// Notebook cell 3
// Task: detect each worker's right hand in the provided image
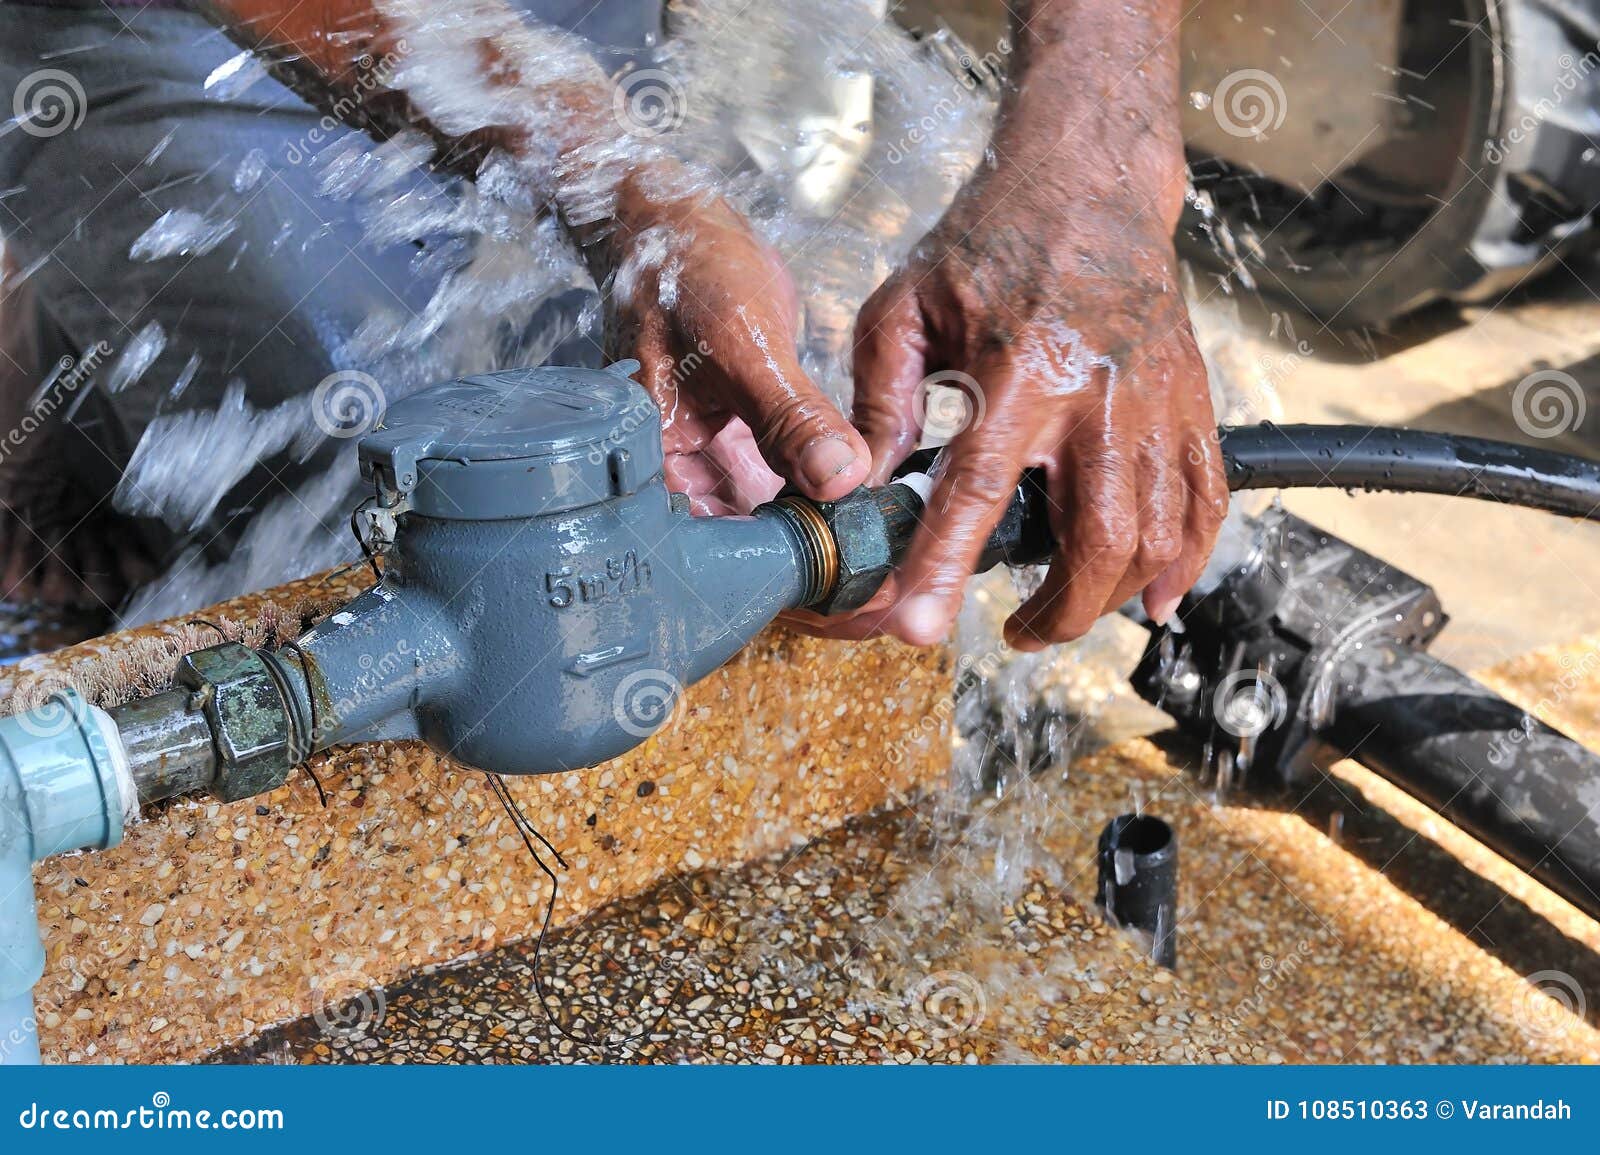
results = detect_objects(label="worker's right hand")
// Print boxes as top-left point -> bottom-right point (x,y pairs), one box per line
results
603,177 -> 870,516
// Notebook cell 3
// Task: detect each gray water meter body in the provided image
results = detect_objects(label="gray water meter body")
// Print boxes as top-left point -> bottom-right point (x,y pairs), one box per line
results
285,363 -> 812,774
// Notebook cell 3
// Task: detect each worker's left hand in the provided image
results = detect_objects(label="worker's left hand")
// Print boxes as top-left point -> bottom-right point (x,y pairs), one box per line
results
800,174 -> 1228,650
604,177 -> 871,516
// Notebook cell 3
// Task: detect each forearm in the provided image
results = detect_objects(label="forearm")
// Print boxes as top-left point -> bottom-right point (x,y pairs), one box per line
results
992,0 -> 1187,228
191,0 -> 685,240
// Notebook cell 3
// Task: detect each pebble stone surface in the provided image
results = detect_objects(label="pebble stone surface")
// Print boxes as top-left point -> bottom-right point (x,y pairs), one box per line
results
224,637 -> 1600,1065
11,569 -> 1600,1065
6,569 -> 952,1063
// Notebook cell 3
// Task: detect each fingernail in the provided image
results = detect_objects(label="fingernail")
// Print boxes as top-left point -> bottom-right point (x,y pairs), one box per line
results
1148,592 -> 1183,625
800,437 -> 858,491
894,594 -> 951,645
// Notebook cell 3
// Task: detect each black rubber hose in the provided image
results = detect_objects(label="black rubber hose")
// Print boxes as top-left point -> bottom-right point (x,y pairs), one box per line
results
1218,424 -> 1600,520
878,425 -> 1600,595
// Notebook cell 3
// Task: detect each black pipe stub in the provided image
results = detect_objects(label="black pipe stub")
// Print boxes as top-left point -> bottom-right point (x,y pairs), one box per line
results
1096,814 -> 1178,970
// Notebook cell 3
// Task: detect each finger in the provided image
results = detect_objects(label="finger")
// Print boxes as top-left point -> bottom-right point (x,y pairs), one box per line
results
780,608 -> 888,642
872,372 -> 1028,645
1007,447 -> 1140,650
664,454 -> 737,516
631,312 -> 688,431
779,575 -> 900,640
698,305 -> 870,502
1143,427 -> 1229,622
702,419 -> 782,513
1100,439 -> 1184,616
851,281 -> 928,484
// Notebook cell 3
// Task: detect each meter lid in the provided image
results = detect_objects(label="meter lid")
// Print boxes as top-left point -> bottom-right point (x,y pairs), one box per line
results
357,362 -> 663,519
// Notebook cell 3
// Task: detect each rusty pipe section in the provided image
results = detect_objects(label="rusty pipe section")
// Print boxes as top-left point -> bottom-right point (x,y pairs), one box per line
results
106,643 -> 321,806
108,691 -> 216,804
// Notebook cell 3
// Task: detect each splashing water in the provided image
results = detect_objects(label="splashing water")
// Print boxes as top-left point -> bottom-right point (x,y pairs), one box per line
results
117,0 -> 1001,622
105,322 -> 166,395
128,209 -> 240,262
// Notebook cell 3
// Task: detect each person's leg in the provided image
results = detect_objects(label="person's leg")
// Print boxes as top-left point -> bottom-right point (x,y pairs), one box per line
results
0,1 -> 664,622
0,245 -> 156,609
0,5 -> 454,616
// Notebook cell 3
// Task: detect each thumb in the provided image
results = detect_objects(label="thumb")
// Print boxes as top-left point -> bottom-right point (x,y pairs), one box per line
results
851,281 -> 929,484
708,306 -> 870,502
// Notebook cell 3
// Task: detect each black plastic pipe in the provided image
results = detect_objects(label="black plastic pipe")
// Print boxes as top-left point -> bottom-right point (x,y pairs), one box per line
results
1096,814 -> 1179,969
898,425 -> 1600,578
1324,641 -> 1600,920
1218,424 -> 1600,520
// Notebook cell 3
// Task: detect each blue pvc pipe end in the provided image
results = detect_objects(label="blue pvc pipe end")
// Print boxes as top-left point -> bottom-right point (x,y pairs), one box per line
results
0,689 -> 133,1065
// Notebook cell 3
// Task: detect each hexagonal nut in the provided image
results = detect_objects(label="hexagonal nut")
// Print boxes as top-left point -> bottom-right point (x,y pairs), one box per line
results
175,642 -> 295,802
812,486 -> 917,615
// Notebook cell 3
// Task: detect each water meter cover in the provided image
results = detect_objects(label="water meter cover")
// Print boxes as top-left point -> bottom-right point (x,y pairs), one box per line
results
357,362 -> 662,519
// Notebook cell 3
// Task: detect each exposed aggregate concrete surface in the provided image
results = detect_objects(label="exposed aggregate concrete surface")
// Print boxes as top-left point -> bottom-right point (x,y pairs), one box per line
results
3,569 -> 951,1063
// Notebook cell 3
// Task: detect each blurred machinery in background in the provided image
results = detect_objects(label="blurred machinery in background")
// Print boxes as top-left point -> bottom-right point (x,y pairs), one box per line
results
1180,0 -> 1600,325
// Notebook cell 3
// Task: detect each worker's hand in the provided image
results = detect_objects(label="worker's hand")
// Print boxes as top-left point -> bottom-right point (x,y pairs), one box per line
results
603,179 -> 870,515
815,177 -> 1228,650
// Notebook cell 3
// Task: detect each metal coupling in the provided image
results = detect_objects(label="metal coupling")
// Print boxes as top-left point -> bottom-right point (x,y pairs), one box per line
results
170,643 -> 310,803
771,483 -> 924,615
